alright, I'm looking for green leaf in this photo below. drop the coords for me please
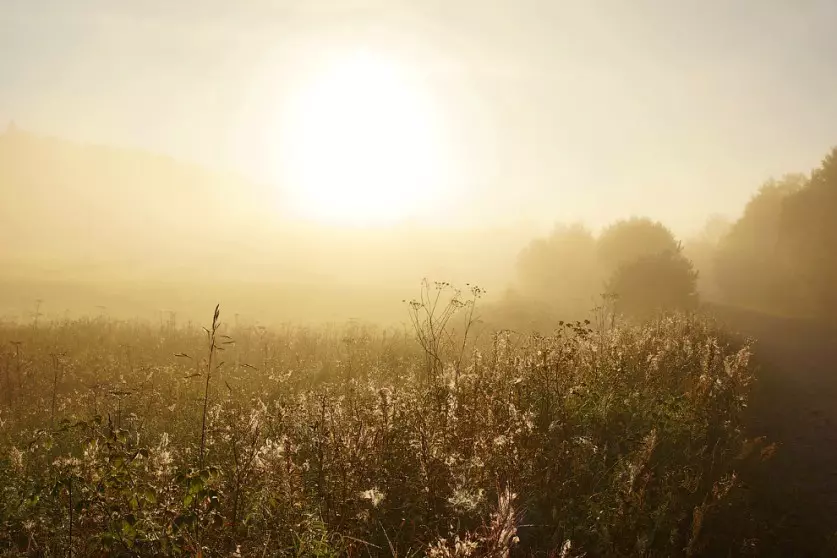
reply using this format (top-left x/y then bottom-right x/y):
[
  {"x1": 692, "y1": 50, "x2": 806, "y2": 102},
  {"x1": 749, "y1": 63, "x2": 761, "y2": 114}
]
[
  {"x1": 141, "y1": 487, "x2": 157, "y2": 504},
  {"x1": 121, "y1": 518, "x2": 137, "y2": 542},
  {"x1": 100, "y1": 532, "x2": 116, "y2": 546},
  {"x1": 188, "y1": 476, "x2": 204, "y2": 495}
]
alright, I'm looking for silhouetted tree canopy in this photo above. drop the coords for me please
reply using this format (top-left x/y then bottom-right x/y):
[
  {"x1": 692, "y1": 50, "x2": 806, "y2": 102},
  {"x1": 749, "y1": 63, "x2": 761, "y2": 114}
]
[
  {"x1": 607, "y1": 250, "x2": 699, "y2": 321},
  {"x1": 515, "y1": 223, "x2": 601, "y2": 313},
  {"x1": 778, "y1": 150, "x2": 837, "y2": 317},
  {"x1": 713, "y1": 175, "x2": 805, "y2": 314},
  {"x1": 512, "y1": 218, "x2": 698, "y2": 322},
  {"x1": 597, "y1": 217, "x2": 679, "y2": 273},
  {"x1": 511, "y1": 144, "x2": 837, "y2": 324}
]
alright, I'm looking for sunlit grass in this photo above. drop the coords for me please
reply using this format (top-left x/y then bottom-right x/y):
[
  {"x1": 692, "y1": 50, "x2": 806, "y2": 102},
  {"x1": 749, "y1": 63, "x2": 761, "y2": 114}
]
[{"x1": 0, "y1": 284, "x2": 767, "y2": 556}]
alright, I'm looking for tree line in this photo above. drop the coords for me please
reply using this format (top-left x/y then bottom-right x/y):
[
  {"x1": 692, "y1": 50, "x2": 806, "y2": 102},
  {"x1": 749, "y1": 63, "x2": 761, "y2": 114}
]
[{"x1": 508, "y1": 146, "x2": 837, "y2": 322}]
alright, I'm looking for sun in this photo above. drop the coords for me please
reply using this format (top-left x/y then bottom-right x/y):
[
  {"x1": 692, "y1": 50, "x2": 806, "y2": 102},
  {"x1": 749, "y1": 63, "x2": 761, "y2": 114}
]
[{"x1": 276, "y1": 51, "x2": 450, "y2": 226}]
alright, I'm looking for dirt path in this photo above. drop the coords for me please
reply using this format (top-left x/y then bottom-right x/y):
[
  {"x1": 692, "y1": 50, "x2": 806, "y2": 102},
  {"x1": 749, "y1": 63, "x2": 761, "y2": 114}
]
[{"x1": 712, "y1": 305, "x2": 837, "y2": 556}]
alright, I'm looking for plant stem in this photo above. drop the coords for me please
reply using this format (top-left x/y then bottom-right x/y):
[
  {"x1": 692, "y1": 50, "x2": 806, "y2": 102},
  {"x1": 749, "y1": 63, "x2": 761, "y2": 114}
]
[
  {"x1": 68, "y1": 476, "x2": 73, "y2": 558},
  {"x1": 200, "y1": 304, "x2": 220, "y2": 468},
  {"x1": 51, "y1": 353, "x2": 59, "y2": 430}
]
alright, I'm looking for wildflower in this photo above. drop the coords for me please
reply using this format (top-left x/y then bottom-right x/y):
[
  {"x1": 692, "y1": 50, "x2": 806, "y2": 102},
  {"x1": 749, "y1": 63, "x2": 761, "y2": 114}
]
[
  {"x1": 444, "y1": 453, "x2": 461, "y2": 467},
  {"x1": 359, "y1": 487, "x2": 385, "y2": 507},
  {"x1": 428, "y1": 535, "x2": 478, "y2": 558},
  {"x1": 83, "y1": 439, "x2": 100, "y2": 467},
  {"x1": 574, "y1": 435, "x2": 599, "y2": 454},
  {"x1": 8, "y1": 446, "x2": 24, "y2": 474},
  {"x1": 448, "y1": 487, "x2": 485, "y2": 513},
  {"x1": 247, "y1": 408, "x2": 262, "y2": 431},
  {"x1": 153, "y1": 433, "x2": 173, "y2": 477},
  {"x1": 53, "y1": 457, "x2": 82, "y2": 468}
]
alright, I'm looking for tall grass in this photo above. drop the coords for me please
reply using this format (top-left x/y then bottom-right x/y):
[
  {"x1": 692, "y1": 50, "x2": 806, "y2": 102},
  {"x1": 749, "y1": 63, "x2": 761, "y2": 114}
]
[{"x1": 0, "y1": 284, "x2": 766, "y2": 556}]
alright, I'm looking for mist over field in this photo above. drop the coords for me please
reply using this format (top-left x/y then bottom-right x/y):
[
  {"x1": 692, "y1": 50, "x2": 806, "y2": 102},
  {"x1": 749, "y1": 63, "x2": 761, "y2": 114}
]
[
  {"x1": 0, "y1": 129, "x2": 533, "y2": 324},
  {"x1": 3, "y1": 2, "x2": 837, "y2": 556}
]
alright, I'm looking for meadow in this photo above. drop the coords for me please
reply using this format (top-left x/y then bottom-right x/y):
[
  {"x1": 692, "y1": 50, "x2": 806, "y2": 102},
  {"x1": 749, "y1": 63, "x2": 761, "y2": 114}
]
[
  {"x1": 0, "y1": 282, "x2": 767, "y2": 557},
  {"x1": 5, "y1": 4, "x2": 837, "y2": 555}
]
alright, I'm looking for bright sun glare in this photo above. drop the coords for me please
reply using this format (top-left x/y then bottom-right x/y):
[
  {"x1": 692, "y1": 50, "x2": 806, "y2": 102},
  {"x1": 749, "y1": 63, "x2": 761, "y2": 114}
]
[{"x1": 278, "y1": 51, "x2": 449, "y2": 226}]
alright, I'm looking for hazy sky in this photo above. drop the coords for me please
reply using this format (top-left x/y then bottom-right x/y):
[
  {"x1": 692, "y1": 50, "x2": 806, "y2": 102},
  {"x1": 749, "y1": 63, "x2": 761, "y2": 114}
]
[{"x1": 3, "y1": 0, "x2": 837, "y2": 235}]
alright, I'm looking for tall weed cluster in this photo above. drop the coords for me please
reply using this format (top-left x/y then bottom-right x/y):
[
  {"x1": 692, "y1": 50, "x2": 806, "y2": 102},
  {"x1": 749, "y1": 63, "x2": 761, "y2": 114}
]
[{"x1": 0, "y1": 284, "x2": 764, "y2": 556}]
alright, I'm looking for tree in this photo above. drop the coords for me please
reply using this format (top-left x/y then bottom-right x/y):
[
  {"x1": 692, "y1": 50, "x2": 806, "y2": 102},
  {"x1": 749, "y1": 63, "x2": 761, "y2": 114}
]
[
  {"x1": 778, "y1": 151, "x2": 837, "y2": 318},
  {"x1": 683, "y1": 215, "x2": 732, "y2": 301},
  {"x1": 597, "y1": 217, "x2": 680, "y2": 273},
  {"x1": 714, "y1": 175, "x2": 805, "y2": 314},
  {"x1": 606, "y1": 250, "x2": 699, "y2": 321},
  {"x1": 515, "y1": 223, "x2": 602, "y2": 314}
]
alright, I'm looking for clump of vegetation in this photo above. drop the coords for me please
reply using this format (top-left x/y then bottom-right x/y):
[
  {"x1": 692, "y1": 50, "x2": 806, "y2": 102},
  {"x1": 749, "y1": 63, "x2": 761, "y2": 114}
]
[
  {"x1": 0, "y1": 281, "x2": 766, "y2": 556},
  {"x1": 514, "y1": 224, "x2": 602, "y2": 317},
  {"x1": 694, "y1": 148, "x2": 837, "y2": 319},
  {"x1": 606, "y1": 250, "x2": 699, "y2": 321},
  {"x1": 711, "y1": 175, "x2": 805, "y2": 315},
  {"x1": 597, "y1": 218, "x2": 681, "y2": 275},
  {"x1": 507, "y1": 217, "x2": 699, "y2": 324}
]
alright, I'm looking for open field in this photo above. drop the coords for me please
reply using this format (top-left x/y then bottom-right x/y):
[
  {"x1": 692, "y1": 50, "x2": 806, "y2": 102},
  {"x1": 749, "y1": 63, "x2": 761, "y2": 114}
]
[{"x1": 0, "y1": 292, "x2": 764, "y2": 557}]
